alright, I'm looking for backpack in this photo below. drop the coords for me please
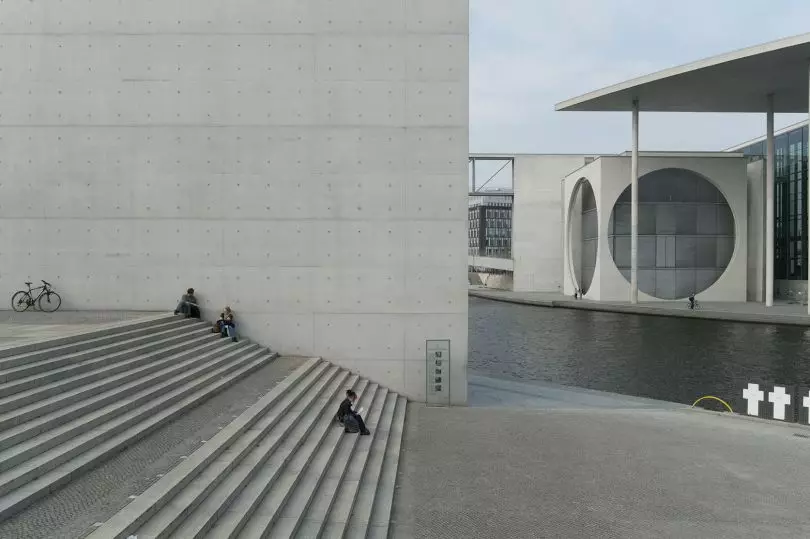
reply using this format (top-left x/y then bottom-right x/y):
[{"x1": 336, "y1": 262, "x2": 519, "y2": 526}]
[{"x1": 343, "y1": 414, "x2": 360, "y2": 434}]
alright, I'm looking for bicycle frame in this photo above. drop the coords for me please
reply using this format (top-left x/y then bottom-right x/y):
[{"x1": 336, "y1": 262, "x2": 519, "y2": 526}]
[{"x1": 24, "y1": 283, "x2": 50, "y2": 305}]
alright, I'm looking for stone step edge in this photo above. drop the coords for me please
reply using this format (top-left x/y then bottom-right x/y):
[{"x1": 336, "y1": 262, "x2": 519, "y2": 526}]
[
  {"x1": 365, "y1": 395, "x2": 408, "y2": 532},
  {"x1": 0, "y1": 313, "x2": 178, "y2": 360},
  {"x1": 0, "y1": 347, "x2": 270, "y2": 499},
  {"x1": 151, "y1": 369, "x2": 357, "y2": 539},
  {"x1": 276, "y1": 385, "x2": 390, "y2": 539},
  {"x1": 0, "y1": 351, "x2": 278, "y2": 522},
  {"x1": 199, "y1": 376, "x2": 368, "y2": 539},
  {"x1": 0, "y1": 317, "x2": 195, "y2": 375},
  {"x1": 0, "y1": 342, "x2": 257, "y2": 468},
  {"x1": 318, "y1": 390, "x2": 398, "y2": 538},
  {"x1": 0, "y1": 321, "x2": 208, "y2": 382},
  {"x1": 0, "y1": 334, "x2": 228, "y2": 418},
  {"x1": 86, "y1": 357, "x2": 323, "y2": 539}
]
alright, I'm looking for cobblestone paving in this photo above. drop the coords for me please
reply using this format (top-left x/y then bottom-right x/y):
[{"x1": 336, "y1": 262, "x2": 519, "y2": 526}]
[
  {"x1": 0, "y1": 356, "x2": 304, "y2": 539},
  {"x1": 392, "y1": 403, "x2": 810, "y2": 539}
]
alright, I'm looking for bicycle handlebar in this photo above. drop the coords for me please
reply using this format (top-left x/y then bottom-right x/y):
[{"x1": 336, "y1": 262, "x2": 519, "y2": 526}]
[{"x1": 41, "y1": 280, "x2": 51, "y2": 287}]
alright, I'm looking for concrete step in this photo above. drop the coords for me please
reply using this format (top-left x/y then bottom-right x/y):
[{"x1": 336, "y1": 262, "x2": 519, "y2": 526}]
[
  {"x1": 209, "y1": 379, "x2": 372, "y2": 539},
  {"x1": 0, "y1": 313, "x2": 177, "y2": 361},
  {"x1": 270, "y1": 385, "x2": 389, "y2": 539},
  {"x1": 88, "y1": 358, "x2": 326, "y2": 538},
  {"x1": 0, "y1": 349, "x2": 277, "y2": 521},
  {"x1": 87, "y1": 361, "x2": 407, "y2": 539},
  {"x1": 151, "y1": 368, "x2": 356, "y2": 539},
  {"x1": 316, "y1": 390, "x2": 398, "y2": 539},
  {"x1": 0, "y1": 320, "x2": 206, "y2": 384},
  {"x1": 359, "y1": 395, "x2": 408, "y2": 539},
  {"x1": 0, "y1": 340, "x2": 255, "y2": 463},
  {"x1": 0, "y1": 331, "x2": 224, "y2": 421}
]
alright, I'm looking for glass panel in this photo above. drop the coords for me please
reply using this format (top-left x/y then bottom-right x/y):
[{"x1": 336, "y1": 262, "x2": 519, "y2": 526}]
[
  {"x1": 614, "y1": 203, "x2": 631, "y2": 235},
  {"x1": 675, "y1": 236, "x2": 697, "y2": 268},
  {"x1": 695, "y1": 237, "x2": 717, "y2": 267},
  {"x1": 674, "y1": 270, "x2": 696, "y2": 299},
  {"x1": 613, "y1": 236, "x2": 630, "y2": 268},
  {"x1": 638, "y1": 204, "x2": 656, "y2": 235},
  {"x1": 655, "y1": 270, "x2": 676, "y2": 300},
  {"x1": 717, "y1": 237, "x2": 734, "y2": 267},
  {"x1": 656, "y1": 236, "x2": 667, "y2": 268},
  {"x1": 696, "y1": 204, "x2": 717, "y2": 235},
  {"x1": 582, "y1": 210, "x2": 598, "y2": 240},
  {"x1": 656, "y1": 204, "x2": 677, "y2": 234},
  {"x1": 674, "y1": 205, "x2": 697, "y2": 234},
  {"x1": 638, "y1": 237, "x2": 656, "y2": 268},
  {"x1": 717, "y1": 205, "x2": 734, "y2": 236}
]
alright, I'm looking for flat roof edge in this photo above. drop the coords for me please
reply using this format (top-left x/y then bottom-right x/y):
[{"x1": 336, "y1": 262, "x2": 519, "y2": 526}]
[{"x1": 555, "y1": 32, "x2": 810, "y2": 112}]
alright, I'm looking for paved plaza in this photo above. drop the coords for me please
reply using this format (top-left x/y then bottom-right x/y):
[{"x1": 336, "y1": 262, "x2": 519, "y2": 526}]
[
  {"x1": 0, "y1": 310, "x2": 161, "y2": 348},
  {"x1": 392, "y1": 376, "x2": 810, "y2": 539}
]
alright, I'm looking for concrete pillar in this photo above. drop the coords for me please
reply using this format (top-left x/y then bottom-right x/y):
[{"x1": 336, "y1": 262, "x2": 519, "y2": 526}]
[
  {"x1": 807, "y1": 64, "x2": 810, "y2": 314},
  {"x1": 630, "y1": 99, "x2": 639, "y2": 304},
  {"x1": 765, "y1": 94, "x2": 775, "y2": 307}
]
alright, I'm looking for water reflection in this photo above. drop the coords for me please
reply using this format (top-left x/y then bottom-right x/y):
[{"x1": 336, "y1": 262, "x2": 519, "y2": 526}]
[{"x1": 469, "y1": 297, "x2": 810, "y2": 406}]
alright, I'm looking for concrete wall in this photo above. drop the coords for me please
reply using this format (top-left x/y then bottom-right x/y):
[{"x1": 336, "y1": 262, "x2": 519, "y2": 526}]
[
  {"x1": 564, "y1": 156, "x2": 749, "y2": 302},
  {"x1": 746, "y1": 160, "x2": 766, "y2": 302},
  {"x1": 0, "y1": 0, "x2": 470, "y2": 404},
  {"x1": 512, "y1": 155, "x2": 588, "y2": 292}
]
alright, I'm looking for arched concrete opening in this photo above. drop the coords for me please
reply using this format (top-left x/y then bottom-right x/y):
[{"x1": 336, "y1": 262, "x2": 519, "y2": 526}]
[
  {"x1": 607, "y1": 168, "x2": 735, "y2": 299},
  {"x1": 567, "y1": 178, "x2": 598, "y2": 295}
]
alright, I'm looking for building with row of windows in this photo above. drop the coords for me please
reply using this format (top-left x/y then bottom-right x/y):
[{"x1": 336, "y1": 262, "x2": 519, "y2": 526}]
[
  {"x1": 728, "y1": 121, "x2": 808, "y2": 297},
  {"x1": 472, "y1": 34, "x2": 810, "y2": 306},
  {"x1": 467, "y1": 191, "x2": 513, "y2": 260}
]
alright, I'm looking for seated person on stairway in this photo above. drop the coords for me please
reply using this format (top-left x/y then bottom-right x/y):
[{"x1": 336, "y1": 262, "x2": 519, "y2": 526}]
[
  {"x1": 335, "y1": 389, "x2": 370, "y2": 435},
  {"x1": 217, "y1": 306, "x2": 237, "y2": 342},
  {"x1": 174, "y1": 288, "x2": 200, "y2": 318}
]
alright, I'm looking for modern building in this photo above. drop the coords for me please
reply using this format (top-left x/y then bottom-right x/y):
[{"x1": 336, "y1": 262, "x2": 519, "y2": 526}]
[
  {"x1": 0, "y1": 1, "x2": 470, "y2": 404},
  {"x1": 467, "y1": 190, "x2": 513, "y2": 260},
  {"x1": 482, "y1": 33, "x2": 810, "y2": 307},
  {"x1": 727, "y1": 121, "x2": 809, "y2": 299}
]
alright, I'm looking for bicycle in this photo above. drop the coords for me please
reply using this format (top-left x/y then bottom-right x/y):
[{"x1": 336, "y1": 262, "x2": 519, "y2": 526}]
[
  {"x1": 11, "y1": 280, "x2": 62, "y2": 313},
  {"x1": 686, "y1": 298, "x2": 701, "y2": 311}
]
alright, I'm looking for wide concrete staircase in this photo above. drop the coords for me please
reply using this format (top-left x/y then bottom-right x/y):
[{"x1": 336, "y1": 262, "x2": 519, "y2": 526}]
[
  {"x1": 0, "y1": 313, "x2": 278, "y2": 522},
  {"x1": 89, "y1": 357, "x2": 407, "y2": 539}
]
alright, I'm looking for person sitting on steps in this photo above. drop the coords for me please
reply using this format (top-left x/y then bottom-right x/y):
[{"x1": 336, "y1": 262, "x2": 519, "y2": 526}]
[
  {"x1": 174, "y1": 288, "x2": 200, "y2": 318},
  {"x1": 335, "y1": 389, "x2": 370, "y2": 435},
  {"x1": 218, "y1": 306, "x2": 237, "y2": 342}
]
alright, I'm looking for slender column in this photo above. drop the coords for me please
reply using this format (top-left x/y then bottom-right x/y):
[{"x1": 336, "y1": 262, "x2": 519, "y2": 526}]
[
  {"x1": 807, "y1": 64, "x2": 810, "y2": 314},
  {"x1": 766, "y1": 94, "x2": 775, "y2": 307},
  {"x1": 471, "y1": 158, "x2": 476, "y2": 192},
  {"x1": 630, "y1": 99, "x2": 639, "y2": 303}
]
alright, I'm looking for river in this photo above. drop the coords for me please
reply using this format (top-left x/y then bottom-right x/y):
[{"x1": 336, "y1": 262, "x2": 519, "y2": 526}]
[{"x1": 469, "y1": 296, "x2": 810, "y2": 408}]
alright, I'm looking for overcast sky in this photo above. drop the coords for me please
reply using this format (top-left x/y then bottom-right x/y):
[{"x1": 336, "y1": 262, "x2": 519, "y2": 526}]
[{"x1": 470, "y1": 0, "x2": 810, "y2": 157}]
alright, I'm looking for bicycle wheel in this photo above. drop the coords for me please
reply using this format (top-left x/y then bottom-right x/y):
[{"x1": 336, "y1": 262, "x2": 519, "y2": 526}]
[
  {"x1": 38, "y1": 291, "x2": 62, "y2": 313},
  {"x1": 11, "y1": 291, "x2": 32, "y2": 312}
]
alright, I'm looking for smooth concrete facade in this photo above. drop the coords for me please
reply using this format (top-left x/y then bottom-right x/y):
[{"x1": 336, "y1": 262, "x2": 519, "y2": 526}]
[
  {"x1": 562, "y1": 155, "x2": 749, "y2": 302},
  {"x1": 0, "y1": 1, "x2": 469, "y2": 403},
  {"x1": 512, "y1": 155, "x2": 590, "y2": 293}
]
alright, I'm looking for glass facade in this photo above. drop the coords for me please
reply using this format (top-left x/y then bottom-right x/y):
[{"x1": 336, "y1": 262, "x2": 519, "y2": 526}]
[
  {"x1": 580, "y1": 182, "x2": 597, "y2": 294},
  {"x1": 608, "y1": 168, "x2": 735, "y2": 300},
  {"x1": 468, "y1": 194, "x2": 513, "y2": 259},
  {"x1": 738, "y1": 124, "x2": 809, "y2": 281}
]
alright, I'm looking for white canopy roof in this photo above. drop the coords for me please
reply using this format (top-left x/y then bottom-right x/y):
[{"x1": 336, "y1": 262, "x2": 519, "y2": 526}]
[{"x1": 556, "y1": 33, "x2": 810, "y2": 113}]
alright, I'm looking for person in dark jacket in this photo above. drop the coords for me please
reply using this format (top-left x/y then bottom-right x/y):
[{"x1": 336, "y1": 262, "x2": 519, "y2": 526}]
[
  {"x1": 174, "y1": 288, "x2": 200, "y2": 318},
  {"x1": 335, "y1": 390, "x2": 370, "y2": 435}
]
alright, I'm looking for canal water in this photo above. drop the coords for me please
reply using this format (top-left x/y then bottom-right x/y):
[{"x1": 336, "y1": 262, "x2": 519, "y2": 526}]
[{"x1": 469, "y1": 296, "x2": 810, "y2": 408}]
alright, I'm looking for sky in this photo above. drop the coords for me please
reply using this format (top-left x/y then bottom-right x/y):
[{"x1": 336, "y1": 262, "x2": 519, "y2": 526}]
[{"x1": 470, "y1": 0, "x2": 810, "y2": 160}]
